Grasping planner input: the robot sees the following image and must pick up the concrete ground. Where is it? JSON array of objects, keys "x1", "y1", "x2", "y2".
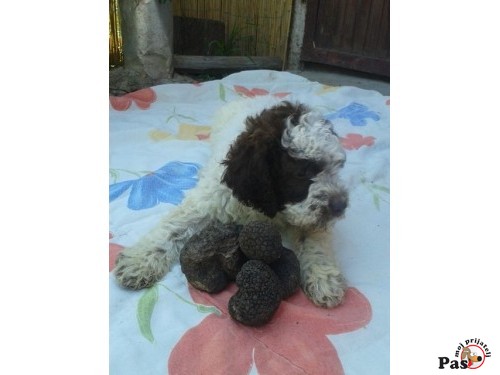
[{"x1": 290, "y1": 65, "x2": 390, "y2": 96}]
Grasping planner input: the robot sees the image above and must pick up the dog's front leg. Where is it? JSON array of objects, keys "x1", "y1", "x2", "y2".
[
  {"x1": 114, "y1": 203, "x2": 209, "y2": 290},
  {"x1": 293, "y1": 228, "x2": 346, "y2": 308}
]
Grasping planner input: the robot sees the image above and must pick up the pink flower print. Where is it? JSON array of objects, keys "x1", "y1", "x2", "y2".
[
  {"x1": 196, "y1": 132, "x2": 210, "y2": 140},
  {"x1": 168, "y1": 284, "x2": 371, "y2": 374},
  {"x1": 109, "y1": 87, "x2": 157, "y2": 111},
  {"x1": 109, "y1": 233, "x2": 124, "y2": 272},
  {"x1": 341, "y1": 133, "x2": 376, "y2": 150},
  {"x1": 234, "y1": 85, "x2": 267, "y2": 97},
  {"x1": 233, "y1": 85, "x2": 290, "y2": 99},
  {"x1": 273, "y1": 91, "x2": 290, "y2": 99}
]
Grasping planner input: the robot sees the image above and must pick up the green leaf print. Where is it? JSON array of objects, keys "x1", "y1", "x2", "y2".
[
  {"x1": 360, "y1": 176, "x2": 389, "y2": 210},
  {"x1": 109, "y1": 169, "x2": 119, "y2": 184},
  {"x1": 371, "y1": 184, "x2": 390, "y2": 194},
  {"x1": 165, "y1": 107, "x2": 197, "y2": 124},
  {"x1": 372, "y1": 193, "x2": 380, "y2": 210},
  {"x1": 196, "y1": 304, "x2": 222, "y2": 315},
  {"x1": 137, "y1": 285, "x2": 158, "y2": 343},
  {"x1": 159, "y1": 284, "x2": 222, "y2": 317},
  {"x1": 219, "y1": 83, "x2": 226, "y2": 102}
]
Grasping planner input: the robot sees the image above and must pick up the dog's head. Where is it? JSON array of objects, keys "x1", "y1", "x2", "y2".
[
  {"x1": 461, "y1": 348, "x2": 482, "y2": 363},
  {"x1": 221, "y1": 101, "x2": 348, "y2": 228}
]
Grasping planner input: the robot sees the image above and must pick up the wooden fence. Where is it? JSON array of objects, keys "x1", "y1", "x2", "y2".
[{"x1": 172, "y1": 0, "x2": 293, "y2": 60}]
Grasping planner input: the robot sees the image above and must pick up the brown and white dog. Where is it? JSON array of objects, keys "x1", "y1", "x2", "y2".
[{"x1": 114, "y1": 97, "x2": 349, "y2": 307}]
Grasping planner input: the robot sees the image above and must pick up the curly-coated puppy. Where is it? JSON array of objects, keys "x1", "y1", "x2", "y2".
[{"x1": 115, "y1": 97, "x2": 349, "y2": 307}]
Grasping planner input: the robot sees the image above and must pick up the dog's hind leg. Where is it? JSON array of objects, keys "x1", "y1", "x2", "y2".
[{"x1": 114, "y1": 202, "x2": 210, "y2": 290}]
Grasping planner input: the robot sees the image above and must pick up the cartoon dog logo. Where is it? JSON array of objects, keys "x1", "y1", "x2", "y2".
[{"x1": 461, "y1": 346, "x2": 484, "y2": 368}]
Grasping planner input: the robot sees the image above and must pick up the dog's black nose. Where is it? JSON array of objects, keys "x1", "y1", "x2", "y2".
[
  {"x1": 329, "y1": 200, "x2": 347, "y2": 216},
  {"x1": 477, "y1": 356, "x2": 482, "y2": 361}
]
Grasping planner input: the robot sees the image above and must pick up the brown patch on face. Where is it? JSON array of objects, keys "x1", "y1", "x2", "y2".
[
  {"x1": 221, "y1": 101, "x2": 324, "y2": 217},
  {"x1": 278, "y1": 154, "x2": 325, "y2": 204}
]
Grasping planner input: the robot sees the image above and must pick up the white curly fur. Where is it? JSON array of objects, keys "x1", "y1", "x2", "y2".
[{"x1": 114, "y1": 96, "x2": 349, "y2": 308}]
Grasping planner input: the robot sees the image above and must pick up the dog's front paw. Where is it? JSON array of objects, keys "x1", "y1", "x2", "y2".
[
  {"x1": 302, "y1": 264, "x2": 346, "y2": 308},
  {"x1": 114, "y1": 247, "x2": 169, "y2": 290}
]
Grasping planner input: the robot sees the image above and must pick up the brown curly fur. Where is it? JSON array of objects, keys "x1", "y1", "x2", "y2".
[{"x1": 221, "y1": 102, "x2": 324, "y2": 217}]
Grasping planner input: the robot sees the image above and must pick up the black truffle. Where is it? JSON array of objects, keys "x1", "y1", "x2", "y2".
[
  {"x1": 180, "y1": 219, "x2": 302, "y2": 327},
  {"x1": 179, "y1": 220, "x2": 246, "y2": 293},
  {"x1": 270, "y1": 247, "x2": 301, "y2": 299},
  {"x1": 238, "y1": 221, "x2": 282, "y2": 263},
  {"x1": 228, "y1": 260, "x2": 282, "y2": 326}
]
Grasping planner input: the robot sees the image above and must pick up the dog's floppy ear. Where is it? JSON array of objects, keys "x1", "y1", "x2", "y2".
[
  {"x1": 222, "y1": 101, "x2": 310, "y2": 217},
  {"x1": 221, "y1": 130, "x2": 282, "y2": 217},
  {"x1": 461, "y1": 348, "x2": 470, "y2": 360}
]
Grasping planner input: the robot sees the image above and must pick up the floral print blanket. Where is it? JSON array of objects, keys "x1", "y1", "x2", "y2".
[{"x1": 109, "y1": 70, "x2": 390, "y2": 374}]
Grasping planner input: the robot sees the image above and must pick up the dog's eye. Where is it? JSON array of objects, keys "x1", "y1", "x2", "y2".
[
  {"x1": 322, "y1": 119, "x2": 338, "y2": 136},
  {"x1": 295, "y1": 160, "x2": 323, "y2": 180}
]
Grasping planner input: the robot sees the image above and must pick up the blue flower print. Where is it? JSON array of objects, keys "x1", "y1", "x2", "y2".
[
  {"x1": 109, "y1": 161, "x2": 201, "y2": 210},
  {"x1": 325, "y1": 102, "x2": 380, "y2": 126}
]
